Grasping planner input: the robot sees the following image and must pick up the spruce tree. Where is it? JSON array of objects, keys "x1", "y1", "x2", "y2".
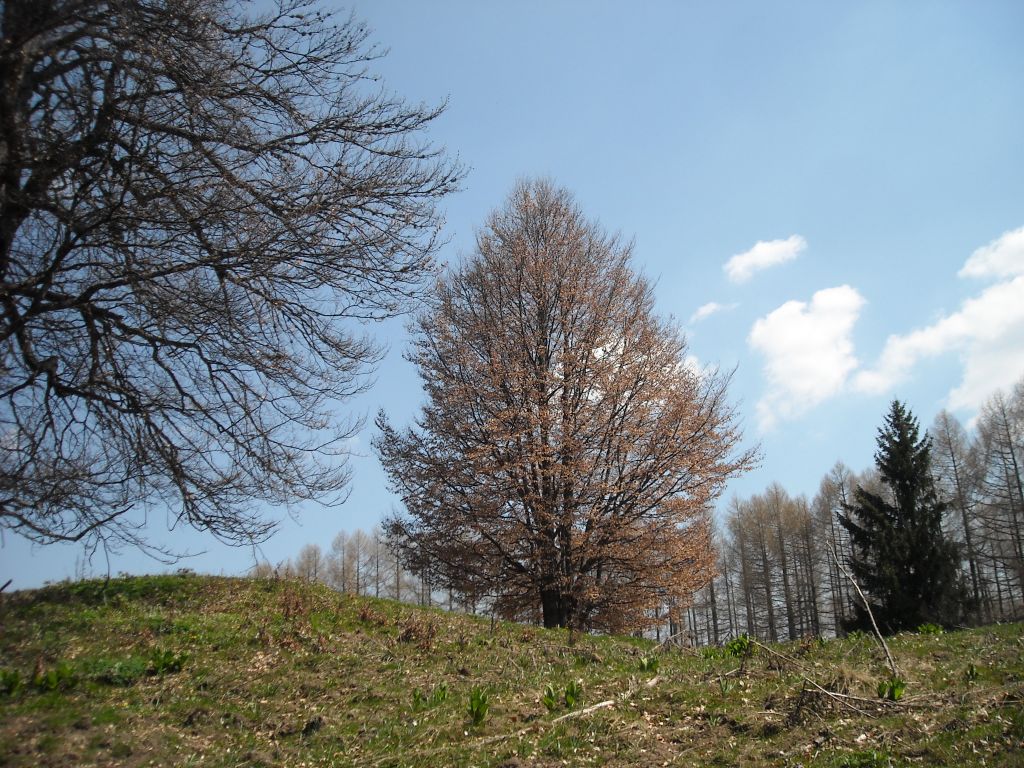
[{"x1": 839, "y1": 400, "x2": 965, "y2": 633}]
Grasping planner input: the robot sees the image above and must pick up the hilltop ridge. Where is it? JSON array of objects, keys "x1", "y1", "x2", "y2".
[{"x1": 0, "y1": 574, "x2": 1021, "y2": 766}]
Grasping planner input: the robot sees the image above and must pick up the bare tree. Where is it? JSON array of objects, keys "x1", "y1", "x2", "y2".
[
  {"x1": 294, "y1": 543, "x2": 324, "y2": 582},
  {"x1": 0, "y1": 0, "x2": 461, "y2": 555},
  {"x1": 976, "y1": 388, "x2": 1024, "y2": 615},
  {"x1": 931, "y1": 409, "x2": 987, "y2": 618},
  {"x1": 376, "y1": 180, "x2": 755, "y2": 632}
]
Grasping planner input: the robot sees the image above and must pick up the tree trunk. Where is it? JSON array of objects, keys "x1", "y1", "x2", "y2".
[{"x1": 541, "y1": 588, "x2": 569, "y2": 628}]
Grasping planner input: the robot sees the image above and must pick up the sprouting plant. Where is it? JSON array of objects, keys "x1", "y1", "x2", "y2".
[
  {"x1": 431, "y1": 682, "x2": 448, "y2": 706},
  {"x1": 917, "y1": 623, "x2": 944, "y2": 636},
  {"x1": 717, "y1": 677, "x2": 734, "y2": 696},
  {"x1": 726, "y1": 634, "x2": 752, "y2": 659},
  {"x1": 541, "y1": 683, "x2": 559, "y2": 712},
  {"x1": 148, "y1": 648, "x2": 187, "y2": 675},
  {"x1": 412, "y1": 688, "x2": 428, "y2": 711},
  {"x1": 0, "y1": 669, "x2": 23, "y2": 697},
  {"x1": 91, "y1": 657, "x2": 148, "y2": 686},
  {"x1": 700, "y1": 646, "x2": 721, "y2": 661},
  {"x1": 965, "y1": 663, "x2": 979, "y2": 683},
  {"x1": 33, "y1": 661, "x2": 77, "y2": 692},
  {"x1": 638, "y1": 654, "x2": 659, "y2": 673},
  {"x1": 876, "y1": 676, "x2": 906, "y2": 701},
  {"x1": 564, "y1": 679, "x2": 584, "y2": 709},
  {"x1": 414, "y1": 683, "x2": 448, "y2": 711},
  {"x1": 467, "y1": 687, "x2": 489, "y2": 727}
]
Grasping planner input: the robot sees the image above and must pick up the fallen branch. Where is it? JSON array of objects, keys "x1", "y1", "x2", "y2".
[
  {"x1": 748, "y1": 638, "x2": 880, "y2": 718},
  {"x1": 551, "y1": 699, "x2": 616, "y2": 722},
  {"x1": 826, "y1": 541, "x2": 900, "y2": 678}
]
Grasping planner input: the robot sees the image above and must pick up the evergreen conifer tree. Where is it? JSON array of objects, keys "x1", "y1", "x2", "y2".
[{"x1": 839, "y1": 400, "x2": 966, "y2": 633}]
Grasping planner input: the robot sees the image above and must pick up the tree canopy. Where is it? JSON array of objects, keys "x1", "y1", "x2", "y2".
[
  {"x1": 840, "y1": 400, "x2": 965, "y2": 633},
  {"x1": 0, "y1": 0, "x2": 460, "y2": 555},
  {"x1": 376, "y1": 180, "x2": 755, "y2": 632}
]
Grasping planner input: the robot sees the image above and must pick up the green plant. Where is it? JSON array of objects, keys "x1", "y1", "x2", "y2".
[
  {"x1": 90, "y1": 657, "x2": 148, "y2": 686},
  {"x1": 413, "y1": 682, "x2": 449, "y2": 711},
  {"x1": 839, "y1": 749, "x2": 894, "y2": 768},
  {"x1": 412, "y1": 688, "x2": 428, "y2": 711},
  {"x1": 965, "y1": 663, "x2": 979, "y2": 683},
  {"x1": 541, "y1": 683, "x2": 559, "y2": 712},
  {"x1": 0, "y1": 668, "x2": 23, "y2": 697},
  {"x1": 148, "y1": 648, "x2": 187, "y2": 675},
  {"x1": 876, "y1": 676, "x2": 906, "y2": 701},
  {"x1": 917, "y1": 623, "x2": 944, "y2": 636},
  {"x1": 563, "y1": 679, "x2": 583, "y2": 709},
  {"x1": 726, "y1": 634, "x2": 752, "y2": 659},
  {"x1": 700, "y1": 646, "x2": 722, "y2": 661},
  {"x1": 33, "y1": 661, "x2": 77, "y2": 692},
  {"x1": 638, "y1": 654, "x2": 659, "y2": 673},
  {"x1": 430, "y1": 682, "x2": 448, "y2": 706},
  {"x1": 717, "y1": 677, "x2": 734, "y2": 696},
  {"x1": 467, "y1": 687, "x2": 489, "y2": 727}
]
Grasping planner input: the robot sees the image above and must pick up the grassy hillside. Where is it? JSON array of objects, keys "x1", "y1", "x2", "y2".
[{"x1": 0, "y1": 574, "x2": 1021, "y2": 767}]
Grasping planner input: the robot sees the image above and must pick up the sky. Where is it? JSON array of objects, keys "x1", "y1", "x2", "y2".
[{"x1": 4, "y1": 1, "x2": 1024, "y2": 587}]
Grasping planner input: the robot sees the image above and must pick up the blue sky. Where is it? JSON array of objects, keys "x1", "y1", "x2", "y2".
[{"x1": 5, "y1": 1, "x2": 1024, "y2": 587}]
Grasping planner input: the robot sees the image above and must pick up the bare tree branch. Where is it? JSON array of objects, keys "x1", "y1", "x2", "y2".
[{"x1": 0, "y1": 0, "x2": 462, "y2": 555}]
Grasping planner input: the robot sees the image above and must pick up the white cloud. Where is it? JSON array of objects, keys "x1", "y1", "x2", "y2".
[
  {"x1": 724, "y1": 235, "x2": 807, "y2": 283},
  {"x1": 854, "y1": 275, "x2": 1024, "y2": 411},
  {"x1": 958, "y1": 226, "x2": 1024, "y2": 279},
  {"x1": 689, "y1": 301, "x2": 737, "y2": 324},
  {"x1": 749, "y1": 285, "x2": 865, "y2": 430}
]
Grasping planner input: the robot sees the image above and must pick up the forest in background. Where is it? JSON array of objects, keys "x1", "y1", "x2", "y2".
[{"x1": 276, "y1": 374, "x2": 1024, "y2": 644}]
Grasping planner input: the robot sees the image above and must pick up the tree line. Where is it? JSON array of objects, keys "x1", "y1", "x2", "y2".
[
  {"x1": 682, "y1": 381, "x2": 1024, "y2": 646},
  {"x1": 260, "y1": 527, "x2": 459, "y2": 611}
]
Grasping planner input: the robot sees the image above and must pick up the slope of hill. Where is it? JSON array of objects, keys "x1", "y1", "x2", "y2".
[{"x1": 0, "y1": 574, "x2": 1021, "y2": 767}]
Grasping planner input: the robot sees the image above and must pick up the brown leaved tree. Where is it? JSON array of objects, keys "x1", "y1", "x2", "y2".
[{"x1": 376, "y1": 180, "x2": 755, "y2": 631}]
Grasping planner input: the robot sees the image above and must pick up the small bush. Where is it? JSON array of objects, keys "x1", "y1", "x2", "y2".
[
  {"x1": 917, "y1": 623, "x2": 944, "y2": 636},
  {"x1": 467, "y1": 687, "x2": 489, "y2": 727}
]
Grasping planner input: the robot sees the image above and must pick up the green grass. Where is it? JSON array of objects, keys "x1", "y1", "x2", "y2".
[{"x1": 1, "y1": 573, "x2": 1022, "y2": 766}]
